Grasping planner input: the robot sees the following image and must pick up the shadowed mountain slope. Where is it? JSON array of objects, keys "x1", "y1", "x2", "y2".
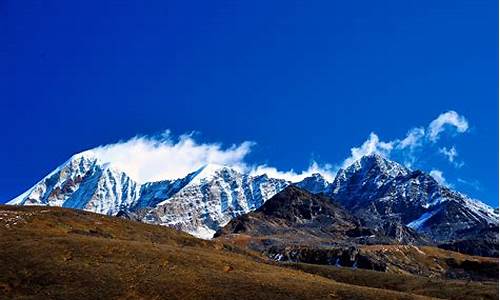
[
  {"x1": 216, "y1": 186, "x2": 427, "y2": 246},
  {"x1": 216, "y1": 186, "x2": 497, "y2": 280}
]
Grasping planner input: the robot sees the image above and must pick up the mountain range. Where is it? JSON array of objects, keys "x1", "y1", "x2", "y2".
[{"x1": 8, "y1": 151, "x2": 498, "y2": 256}]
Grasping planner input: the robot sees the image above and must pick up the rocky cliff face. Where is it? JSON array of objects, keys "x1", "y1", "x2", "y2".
[
  {"x1": 216, "y1": 186, "x2": 428, "y2": 250},
  {"x1": 215, "y1": 185, "x2": 361, "y2": 242}
]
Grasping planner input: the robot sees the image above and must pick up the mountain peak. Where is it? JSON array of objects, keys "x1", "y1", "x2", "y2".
[
  {"x1": 254, "y1": 185, "x2": 356, "y2": 224},
  {"x1": 256, "y1": 185, "x2": 342, "y2": 220},
  {"x1": 294, "y1": 173, "x2": 330, "y2": 194},
  {"x1": 195, "y1": 163, "x2": 231, "y2": 173},
  {"x1": 66, "y1": 150, "x2": 129, "y2": 177},
  {"x1": 361, "y1": 153, "x2": 387, "y2": 164},
  {"x1": 343, "y1": 154, "x2": 409, "y2": 179},
  {"x1": 70, "y1": 149, "x2": 99, "y2": 160},
  {"x1": 188, "y1": 164, "x2": 236, "y2": 184},
  {"x1": 360, "y1": 153, "x2": 395, "y2": 167}
]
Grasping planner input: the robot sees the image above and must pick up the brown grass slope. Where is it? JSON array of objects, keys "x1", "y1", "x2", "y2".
[
  {"x1": 0, "y1": 205, "x2": 494, "y2": 300},
  {"x1": 282, "y1": 262, "x2": 498, "y2": 300},
  {"x1": 359, "y1": 245, "x2": 498, "y2": 281}
]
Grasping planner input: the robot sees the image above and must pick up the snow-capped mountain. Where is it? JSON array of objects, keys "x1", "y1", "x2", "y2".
[
  {"x1": 8, "y1": 151, "x2": 498, "y2": 253},
  {"x1": 144, "y1": 164, "x2": 289, "y2": 238},
  {"x1": 327, "y1": 154, "x2": 498, "y2": 254},
  {"x1": 8, "y1": 152, "x2": 142, "y2": 215},
  {"x1": 8, "y1": 153, "x2": 289, "y2": 238}
]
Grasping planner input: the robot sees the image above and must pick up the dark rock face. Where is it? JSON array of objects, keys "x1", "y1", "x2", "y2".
[
  {"x1": 251, "y1": 185, "x2": 358, "y2": 232},
  {"x1": 442, "y1": 258, "x2": 499, "y2": 281},
  {"x1": 266, "y1": 245, "x2": 387, "y2": 272},
  {"x1": 115, "y1": 210, "x2": 131, "y2": 220},
  {"x1": 215, "y1": 185, "x2": 359, "y2": 242},
  {"x1": 215, "y1": 185, "x2": 422, "y2": 246},
  {"x1": 438, "y1": 226, "x2": 499, "y2": 257},
  {"x1": 216, "y1": 186, "x2": 431, "y2": 271},
  {"x1": 216, "y1": 186, "x2": 396, "y2": 272},
  {"x1": 376, "y1": 220, "x2": 427, "y2": 244}
]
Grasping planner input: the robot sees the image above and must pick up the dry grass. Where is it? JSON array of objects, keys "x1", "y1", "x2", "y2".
[
  {"x1": 359, "y1": 245, "x2": 498, "y2": 280},
  {"x1": 0, "y1": 206, "x2": 496, "y2": 299},
  {"x1": 361, "y1": 245, "x2": 497, "y2": 263},
  {"x1": 282, "y1": 262, "x2": 498, "y2": 300}
]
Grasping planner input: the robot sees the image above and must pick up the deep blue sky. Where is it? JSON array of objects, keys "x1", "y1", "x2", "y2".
[{"x1": 1, "y1": 1, "x2": 498, "y2": 206}]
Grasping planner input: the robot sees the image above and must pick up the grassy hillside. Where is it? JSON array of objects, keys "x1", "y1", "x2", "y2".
[
  {"x1": 360, "y1": 245, "x2": 498, "y2": 280},
  {"x1": 282, "y1": 262, "x2": 498, "y2": 300},
  {"x1": 0, "y1": 206, "x2": 497, "y2": 299}
]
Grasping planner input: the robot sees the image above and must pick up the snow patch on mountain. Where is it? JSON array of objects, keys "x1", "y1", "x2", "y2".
[
  {"x1": 152, "y1": 165, "x2": 289, "y2": 238},
  {"x1": 407, "y1": 211, "x2": 438, "y2": 230}
]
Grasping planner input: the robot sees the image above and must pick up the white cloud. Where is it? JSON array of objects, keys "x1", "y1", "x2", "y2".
[
  {"x1": 340, "y1": 111, "x2": 470, "y2": 170},
  {"x1": 427, "y1": 111, "x2": 469, "y2": 142},
  {"x1": 397, "y1": 127, "x2": 425, "y2": 150},
  {"x1": 429, "y1": 169, "x2": 452, "y2": 187},
  {"x1": 89, "y1": 131, "x2": 254, "y2": 183},
  {"x1": 250, "y1": 161, "x2": 336, "y2": 183},
  {"x1": 439, "y1": 146, "x2": 458, "y2": 162},
  {"x1": 457, "y1": 178, "x2": 482, "y2": 191},
  {"x1": 335, "y1": 119, "x2": 473, "y2": 189},
  {"x1": 87, "y1": 130, "x2": 335, "y2": 184},
  {"x1": 438, "y1": 146, "x2": 465, "y2": 168},
  {"x1": 340, "y1": 133, "x2": 394, "y2": 169},
  {"x1": 83, "y1": 109, "x2": 471, "y2": 185}
]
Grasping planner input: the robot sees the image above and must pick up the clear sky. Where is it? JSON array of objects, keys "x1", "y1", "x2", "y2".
[{"x1": 1, "y1": 1, "x2": 498, "y2": 207}]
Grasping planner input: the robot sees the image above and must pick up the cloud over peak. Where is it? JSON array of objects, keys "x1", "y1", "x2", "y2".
[
  {"x1": 89, "y1": 131, "x2": 254, "y2": 183},
  {"x1": 428, "y1": 110, "x2": 469, "y2": 142},
  {"x1": 340, "y1": 133, "x2": 393, "y2": 169},
  {"x1": 397, "y1": 127, "x2": 426, "y2": 150},
  {"x1": 77, "y1": 110, "x2": 470, "y2": 188},
  {"x1": 250, "y1": 161, "x2": 335, "y2": 183},
  {"x1": 339, "y1": 110, "x2": 470, "y2": 169},
  {"x1": 430, "y1": 169, "x2": 451, "y2": 187},
  {"x1": 438, "y1": 146, "x2": 464, "y2": 168},
  {"x1": 85, "y1": 131, "x2": 335, "y2": 184}
]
